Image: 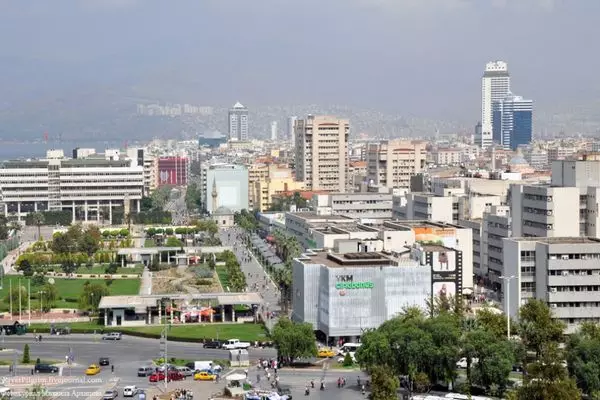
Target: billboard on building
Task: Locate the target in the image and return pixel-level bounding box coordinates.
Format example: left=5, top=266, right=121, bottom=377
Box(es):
left=413, top=227, right=457, bottom=248
left=157, top=157, right=188, bottom=186
left=415, top=246, right=462, bottom=300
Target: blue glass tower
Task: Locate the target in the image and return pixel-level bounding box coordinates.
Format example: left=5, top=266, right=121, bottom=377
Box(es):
left=492, top=93, right=533, bottom=150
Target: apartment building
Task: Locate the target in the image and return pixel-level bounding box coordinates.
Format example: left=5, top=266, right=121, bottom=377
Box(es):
left=503, top=237, right=600, bottom=333
left=311, top=192, right=393, bottom=221
left=347, top=161, right=367, bottom=192
left=294, top=115, right=349, bottom=193
left=249, top=164, right=304, bottom=211
left=366, top=140, right=427, bottom=189
left=433, top=148, right=463, bottom=166
left=551, top=159, right=600, bottom=188
left=0, top=149, right=143, bottom=223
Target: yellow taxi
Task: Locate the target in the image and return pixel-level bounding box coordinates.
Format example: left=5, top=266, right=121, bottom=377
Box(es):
left=318, top=348, right=335, bottom=358
left=194, top=371, right=217, bottom=381
left=85, top=364, right=101, bottom=375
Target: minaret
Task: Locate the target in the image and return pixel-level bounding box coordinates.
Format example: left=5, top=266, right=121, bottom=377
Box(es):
left=211, top=179, right=218, bottom=212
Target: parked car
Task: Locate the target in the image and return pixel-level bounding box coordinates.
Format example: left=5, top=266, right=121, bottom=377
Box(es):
left=102, top=332, right=122, bottom=341
left=103, top=389, right=118, bottom=400
left=137, top=366, right=154, bottom=377
left=85, top=364, right=101, bottom=375
left=193, top=371, right=217, bottom=381
left=149, top=371, right=184, bottom=382
left=175, top=367, right=194, bottom=377
left=202, top=341, right=223, bottom=349
left=318, top=348, right=335, bottom=358
left=123, top=386, right=138, bottom=397
left=34, top=364, right=59, bottom=373
left=99, top=357, right=110, bottom=366
left=222, top=339, right=251, bottom=350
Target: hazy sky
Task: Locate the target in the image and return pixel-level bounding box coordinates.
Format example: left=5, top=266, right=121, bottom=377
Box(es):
left=1, top=0, right=599, bottom=119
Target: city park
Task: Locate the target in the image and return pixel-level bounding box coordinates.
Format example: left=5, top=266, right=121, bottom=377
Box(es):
left=1, top=204, right=600, bottom=399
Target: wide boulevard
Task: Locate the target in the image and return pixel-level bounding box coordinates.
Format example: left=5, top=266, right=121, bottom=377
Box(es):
left=0, top=334, right=369, bottom=400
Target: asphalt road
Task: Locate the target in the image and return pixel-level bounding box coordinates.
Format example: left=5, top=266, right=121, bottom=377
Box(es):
left=0, top=334, right=279, bottom=398
left=0, top=334, right=368, bottom=400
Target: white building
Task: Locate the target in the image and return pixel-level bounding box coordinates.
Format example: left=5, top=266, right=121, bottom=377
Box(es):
left=292, top=250, right=431, bottom=340
left=270, top=121, right=278, bottom=141
left=366, top=140, right=427, bottom=189
left=503, top=237, right=600, bottom=333
left=228, top=102, right=249, bottom=141
left=287, top=116, right=298, bottom=143
left=0, top=150, right=143, bottom=223
left=201, top=163, right=249, bottom=214
left=479, top=61, right=510, bottom=148
left=311, top=192, right=393, bottom=221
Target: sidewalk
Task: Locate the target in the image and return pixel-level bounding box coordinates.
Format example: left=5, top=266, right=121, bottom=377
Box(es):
left=220, top=228, right=281, bottom=331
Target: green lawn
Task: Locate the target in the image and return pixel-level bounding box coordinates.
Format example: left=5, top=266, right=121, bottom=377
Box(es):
left=0, top=276, right=141, bottom=310
left=144, top=239, right=156, bottom=247
left=215, top=265, right=229, bottom=290
left=27, top=321, right=268, bottom=342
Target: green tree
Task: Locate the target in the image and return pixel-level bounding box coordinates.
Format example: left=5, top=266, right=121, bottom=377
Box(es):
left=566, top=322, right=600, bottom=396
left=79, top=282, right=110, bottom=312
left=22, top=343, right=31, bottom=363
left=272, top=318, right=317, bottom=362
left=475, top=306, right=510, bottom=338
left=518, top=299, right=565, bottom=360
left=20, top=260, right=33, bottom=277
left=24, top=383, right=50, bottom=400
left=78, top=228, right=100, bottom=256
left=512, top=343, right=581, bottom=399
left=342, top=352, right=354, bottom=367
left=4, top=284, right=28, bottom=306
left=0, top=215, right=9, bottom=240
left=208, top=258, right=216, bottom=270
left=165, top=237, right=183, bottom=247
left=42, top=283, right=58, bottom=308
left=370, top=365, right=399, bottom=400
left=60, top=260, right=77, bottom=275
left=31, top=212, right=45, bottom=240
left=105, top=263, right=118, bottom=275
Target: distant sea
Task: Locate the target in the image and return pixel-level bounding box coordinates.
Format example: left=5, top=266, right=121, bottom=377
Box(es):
left=0, top=140, right=123, bottom=161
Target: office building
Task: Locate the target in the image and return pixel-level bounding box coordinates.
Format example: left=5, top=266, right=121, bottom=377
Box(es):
left=0, top=149, right=143, bottom=223
left=551, top=158, right=600, bottom=188
left=157, top=157, right=189, bottom=186
left=292, top=250, right=431, bottom=340
left=366, top=140, right=427, bottom=189
left=283, top=215, right=474, bottom=290
left=295, top=115, right=349, bottom=193
left=492, top=94, right=533, bottom=150
left=202, top=164, right=249, bottom=213
left=270, top=121, right=278, bottom=141
left=199, top=131, right=228, bottom=148
left=503, top=237, right=600, bottom=333
left=311, top=192, right=393, bottom=221
left=288, top=116, right=298, bottom=143
left=228, top=102, right=249, bottom=141
left=479, top=61, right=511, bottom=148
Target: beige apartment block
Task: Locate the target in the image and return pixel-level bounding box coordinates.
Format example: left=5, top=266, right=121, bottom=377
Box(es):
left=295, top=115, right=349, bottom=193
left=249, top=164, right=304, bottom=211
left=367, top=140, right=427, bottom=189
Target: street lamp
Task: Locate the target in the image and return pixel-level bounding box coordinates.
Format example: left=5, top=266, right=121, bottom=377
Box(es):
left=500, top=275, right=517, bottom=339
left=90, top=293, right=95, bottom=315
left=39, top=291, right=45, bottom=315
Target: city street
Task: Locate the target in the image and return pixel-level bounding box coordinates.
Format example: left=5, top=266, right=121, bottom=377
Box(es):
left=0, top=334, right=367, bottom=400
left=220, top=228, right=282, bottom=328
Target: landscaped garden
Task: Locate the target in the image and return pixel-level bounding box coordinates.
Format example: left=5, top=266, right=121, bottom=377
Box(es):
left=27, top=321, right=268, bottom=342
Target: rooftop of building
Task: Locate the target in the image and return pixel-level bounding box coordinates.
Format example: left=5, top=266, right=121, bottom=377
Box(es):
left=288, top=212, right=353, bottom=221
left=300, top=250, right=398, bottom=268
left=510, top=237, right=600, bottom=244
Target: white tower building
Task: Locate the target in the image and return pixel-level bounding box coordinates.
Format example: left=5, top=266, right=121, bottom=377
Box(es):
left=480, top=61, right=510, bottom=148
left=228, top=102, right=249, bottom=141
left=288, top=116, right=298, bottom=143
left=270, top=121, right=278, bottom=141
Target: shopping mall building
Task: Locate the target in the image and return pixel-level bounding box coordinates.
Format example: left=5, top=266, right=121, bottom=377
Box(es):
left=291, top=244, right=463, bottom=342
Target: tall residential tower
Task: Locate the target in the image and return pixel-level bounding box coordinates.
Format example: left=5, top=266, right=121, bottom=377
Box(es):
left=479, top=61, right=510, bottom=148
left=295, top=115, right=349, bottom=193
left=228, top=102, right=249, bottom=141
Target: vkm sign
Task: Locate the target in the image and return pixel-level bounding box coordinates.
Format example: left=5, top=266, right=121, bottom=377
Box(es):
left=335, top=274, right=374, bottom=289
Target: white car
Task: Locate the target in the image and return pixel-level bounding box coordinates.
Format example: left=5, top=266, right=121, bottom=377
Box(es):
left=123, top=386, right=138, bottom=397
left=456, top=357, right=479, bottom=369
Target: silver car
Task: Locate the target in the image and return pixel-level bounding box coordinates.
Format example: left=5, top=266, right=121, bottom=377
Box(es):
left=103, top=390, right=118, bottom=400
left=102, top=332, right=122, bottom=340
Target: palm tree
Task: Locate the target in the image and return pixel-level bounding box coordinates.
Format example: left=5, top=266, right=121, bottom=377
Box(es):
left=31, top=212, right=45, bottom=240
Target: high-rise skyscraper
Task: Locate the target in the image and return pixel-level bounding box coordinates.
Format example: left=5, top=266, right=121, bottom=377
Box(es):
left=295, top=115, right=348, bottom=193
left=228, top=102, right=249, bottom=141
left=270, top=121, right=278, bottom=141
left=492, top=93, right=533, bottom=150
left=288, top=116, right=298, bottom=143
left=479, top=61, right=510, bottom=148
